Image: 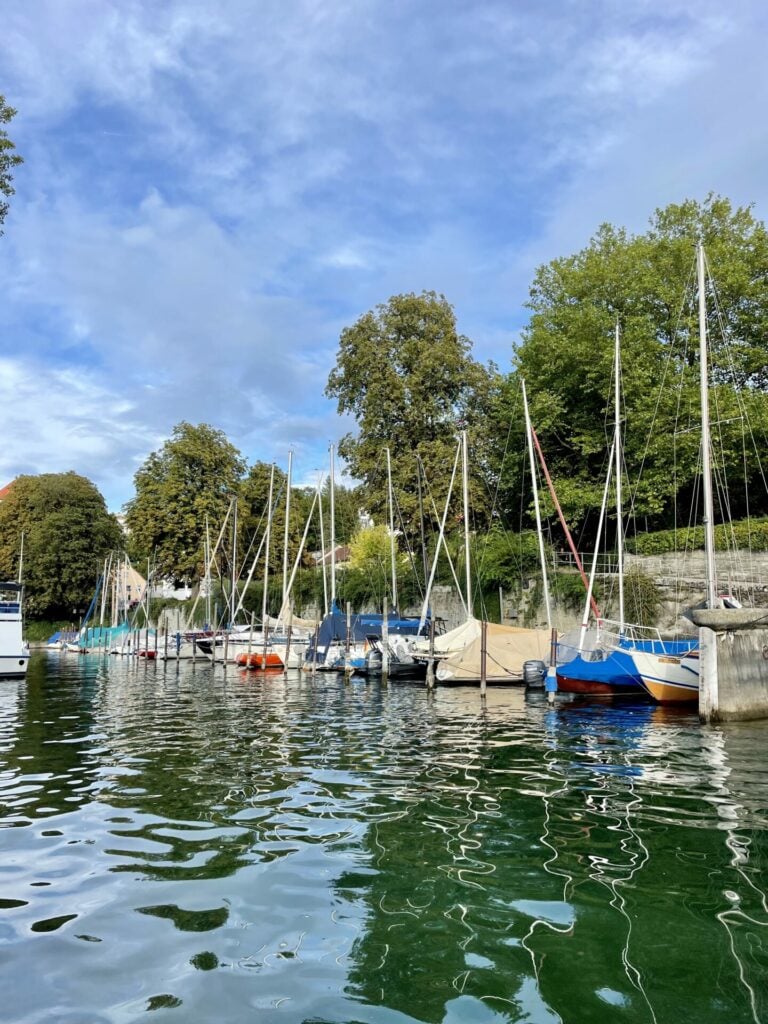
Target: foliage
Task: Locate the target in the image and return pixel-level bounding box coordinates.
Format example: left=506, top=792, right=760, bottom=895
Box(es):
left=0, top=473, right=123, bottom=620
left=476, top=528, right=550, bottom=589
left=623, top=569, right=662, bottom=626
left=25, top=619, right=75, bottom=642
left=124, top=422, right=246, bottom=583
left=499, top=194, right=768, bottom=541
left=0, top=96, right=22, bottom=234
left=326, top=291, right=499, bottom=546
left=627, top=517, right=768, bottom=555
left=550, top=571, right=601, bottom=614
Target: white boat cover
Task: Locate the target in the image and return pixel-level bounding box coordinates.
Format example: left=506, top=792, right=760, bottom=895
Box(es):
left=436, top=622, right=551, bottom=682
left=411, top=616, right=482, bottom=658
left=265, top=613, right=317, bottom=632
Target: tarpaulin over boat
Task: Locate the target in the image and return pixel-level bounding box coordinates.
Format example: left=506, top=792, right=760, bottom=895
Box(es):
left=411, top=616, right=482, bottom=658
left=306, top=603, right=429, bottom=663
left=265, top=613, right=317, bottom=632
left=436, top=622, right=550, bottom=683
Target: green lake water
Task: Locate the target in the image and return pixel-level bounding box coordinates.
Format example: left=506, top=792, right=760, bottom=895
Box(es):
left=1, top=654, right=767, bottom=1023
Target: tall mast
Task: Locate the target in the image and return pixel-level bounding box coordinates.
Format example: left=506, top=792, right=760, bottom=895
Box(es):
left=461, top=429, right=473, bottom=618
left=522, top=380, right=552, bottom=630
left=17, top=531, right=24, bottom=585
left=282, top=450, right=293, bottom=614
left=205, top=517, right=212, bottom=628
left=416, top=457, right=428, bottom=588
left=614, top=320, right=625, bottom=630
left=330, top=444, right=336, bottom=608
left=317, top=474, right=329, bottom=615
left=386, top=446, right=398, bottom=611
left=230, top=496, right=238, bottom=626
left=698, top=243, right=717, bottom=608
left=262, top=464, right=276, bottom=628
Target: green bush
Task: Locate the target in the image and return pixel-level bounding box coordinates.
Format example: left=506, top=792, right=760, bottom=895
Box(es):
left=628, top=517, right=768, bottom=555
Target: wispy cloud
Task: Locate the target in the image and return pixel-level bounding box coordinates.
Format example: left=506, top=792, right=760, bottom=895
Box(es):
left=0, top=0, right=765, bottom=507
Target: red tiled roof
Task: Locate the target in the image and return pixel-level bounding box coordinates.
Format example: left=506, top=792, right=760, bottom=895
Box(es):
left=0, top=481, right=14, bottom=501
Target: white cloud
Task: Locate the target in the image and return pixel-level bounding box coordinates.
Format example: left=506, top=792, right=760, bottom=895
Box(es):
left=0, top=0, right=766, bottom=509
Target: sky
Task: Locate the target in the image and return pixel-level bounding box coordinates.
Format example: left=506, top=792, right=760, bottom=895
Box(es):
left=1, top=0, right=767, bottom=510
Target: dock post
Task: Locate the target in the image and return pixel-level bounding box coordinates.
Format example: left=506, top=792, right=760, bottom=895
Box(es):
left=546, top=627, right=558, bottom=704
left=480, top=619, right=488, bottom=698
left=426, top=618, right=435, bottom=689
left=311, top=620, right=318, bottom=678
left=344, top=601, right=352, bottom=677
left=223, top=629, right=228, bottom=671
left=381, top=597, right=389, bottom=684
left=284, top=600, right=293, bottom=677
left=261, top=617, right=269, bottom=671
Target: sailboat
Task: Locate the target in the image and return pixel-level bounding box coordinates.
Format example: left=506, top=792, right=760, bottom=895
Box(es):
left=630, top=244, right=728, bottom=703
left=412, top=425, right=550, bottom=684
left=556, top=324, right=697, bottom=695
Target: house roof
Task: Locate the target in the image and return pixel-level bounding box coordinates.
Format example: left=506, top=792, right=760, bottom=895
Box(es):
left=0, top=481, right=14, bottom=501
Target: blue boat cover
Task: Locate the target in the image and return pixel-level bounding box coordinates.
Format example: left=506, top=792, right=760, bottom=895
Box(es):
left=307, top=604, right=429, bottom=664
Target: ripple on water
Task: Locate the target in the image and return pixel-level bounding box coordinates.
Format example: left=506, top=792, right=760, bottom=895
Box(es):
left=0, top=657, right=766, bottom=1024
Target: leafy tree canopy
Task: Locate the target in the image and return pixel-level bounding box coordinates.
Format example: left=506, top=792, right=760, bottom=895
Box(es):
left=0, top=96, right=23, bottom=234
left=500, top=194, right=768, bottom=540
left=326, top=290, right=498, bottom=548
left=124, top=422, right=246, bottom=583
left=0, top=473, right=123, bottom=620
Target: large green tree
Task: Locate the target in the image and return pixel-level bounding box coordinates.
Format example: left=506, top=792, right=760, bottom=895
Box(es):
left=0, top=96, right=23, bottom=234
left=0, top=473, right=123, bottom=620
left=503, top=194, right=768, bottom=541
left=124, top=422, right=246, bottom=583
left=326, top=291, right=498, bottom=549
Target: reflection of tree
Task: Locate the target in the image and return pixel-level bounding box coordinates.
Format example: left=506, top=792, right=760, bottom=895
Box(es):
left=337, top=709, right=564, bottom=1022
left=0, top=657, right=102, bottom=822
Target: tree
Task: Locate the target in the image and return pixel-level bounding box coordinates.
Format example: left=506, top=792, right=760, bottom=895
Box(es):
left=0, top=96, right=23, bottom=234
left=0, top=473, right=123, bottom=620
left=124, top=422, right=246, bottom=583
left=326, top=291, right=497, bottom=546
left=505, top=194, right=768, bottom=540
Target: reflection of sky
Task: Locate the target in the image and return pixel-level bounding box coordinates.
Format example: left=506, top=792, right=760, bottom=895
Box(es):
left=2, top=660, right=768, bottom=1021
left=2, top=3, right=768, bottom=506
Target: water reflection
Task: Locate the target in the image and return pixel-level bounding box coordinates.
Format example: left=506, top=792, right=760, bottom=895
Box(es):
left=0, top=655, right=766, bottom=1023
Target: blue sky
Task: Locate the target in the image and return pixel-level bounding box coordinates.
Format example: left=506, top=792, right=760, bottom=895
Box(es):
left=1, top=1, right=767, bottom=510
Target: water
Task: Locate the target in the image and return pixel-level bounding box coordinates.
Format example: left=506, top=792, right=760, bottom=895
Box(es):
left=1, top=655, right=767, bottom=1023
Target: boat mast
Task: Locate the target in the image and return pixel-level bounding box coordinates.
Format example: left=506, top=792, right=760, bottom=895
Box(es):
left=416, top=457, right=429, bottom=589
left=461, top=429, right=473, bottom=618
left=230, top=496, right=238, bottom=626
left=698, top=244, right=718, bottom=608
left=579, top=441, right=614, bottom=651
left=282, top=450, right=293, bottom=617
left=262, top=464, right=276, bottom=628
left=386, top=446, right=398, bottom=611
left=317, top=474, right=329, bottom=616
left=522, top=380, right=552, bottom=630
left=205, top=517, right=212, bottom=628
left=329, top=444, right=336, bottom=608
left=17, top=531, right=24, bottom=585
left=419, top=439, right=461, bottom=632
left=614, top=319, right=625, bottom=631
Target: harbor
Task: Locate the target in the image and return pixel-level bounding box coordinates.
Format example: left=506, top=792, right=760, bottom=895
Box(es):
left=1, top=652, right=766, bottom=1022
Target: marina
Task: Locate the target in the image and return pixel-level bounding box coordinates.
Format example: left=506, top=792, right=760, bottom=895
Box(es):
left=1, top=653, right=767, bottom=1022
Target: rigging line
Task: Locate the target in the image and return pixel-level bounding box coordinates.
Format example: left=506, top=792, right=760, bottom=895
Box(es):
left=392, top=481, right=425, bottom=605
left=419, top=456, right=466, bottom=593
left=475, top=388, right=518, bottom=577
left=626, top=259, right=698, bottom=516
left=705, top=250, right=768, bottom=502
